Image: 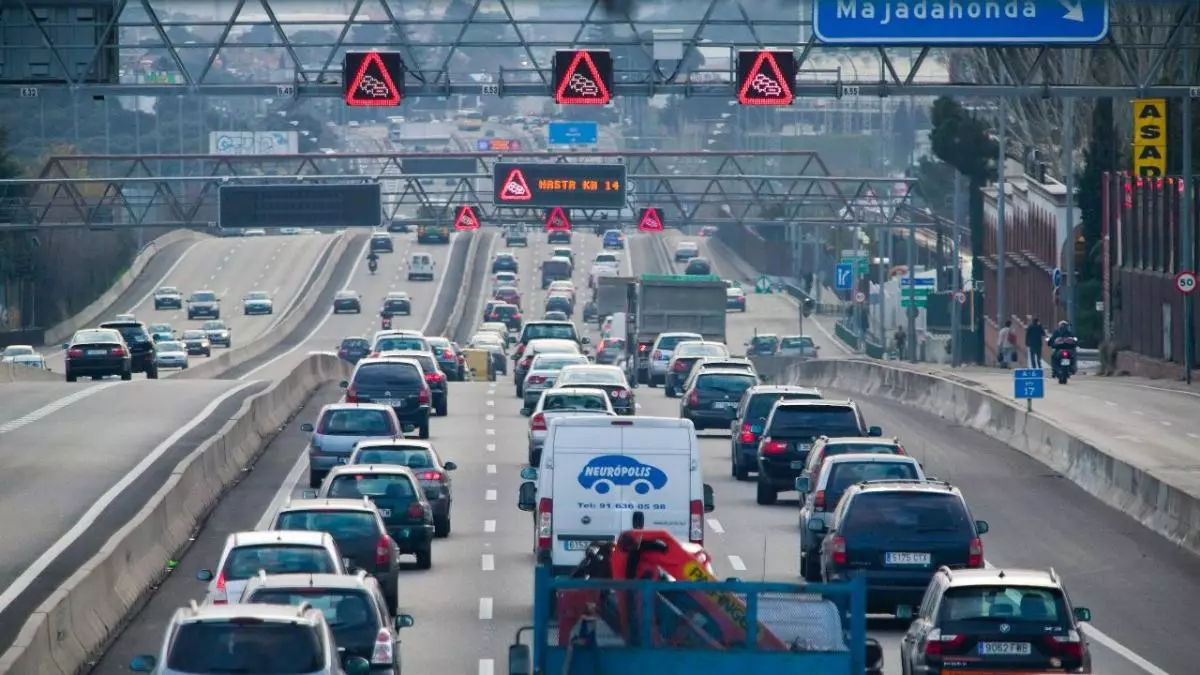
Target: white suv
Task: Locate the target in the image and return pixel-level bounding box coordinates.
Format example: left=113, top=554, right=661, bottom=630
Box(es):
left=195, top=530, right=347, bottom=605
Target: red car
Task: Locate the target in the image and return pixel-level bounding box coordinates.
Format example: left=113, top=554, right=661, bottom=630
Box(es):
left=493, top=285, right=521, bottom=308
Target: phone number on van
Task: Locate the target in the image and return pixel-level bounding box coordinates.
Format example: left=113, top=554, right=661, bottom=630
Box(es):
left=577, top=501, right=668, bottom=511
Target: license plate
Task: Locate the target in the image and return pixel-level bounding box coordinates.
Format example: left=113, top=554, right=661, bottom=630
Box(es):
left=885, top=552, right=932, bottom=566
left=713, top=401, right=737, bottom=409
left=563, top=540, right=591, bottom=551
left=86, top=349, right=107, bottom=356
left=977, top=642, right=1032, bottom=656
left=378, top=399, right=405, bottom=408
left=798, top=443, right=812, bottom=453
left=378, top=509, right=392, bottom=517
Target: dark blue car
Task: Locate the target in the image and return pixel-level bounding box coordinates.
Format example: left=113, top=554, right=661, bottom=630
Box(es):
left=602, top=230, right=625, bottom=250
left=577, top=455, right=668, bottom=495
left=337, top=337, right=371, bottom=364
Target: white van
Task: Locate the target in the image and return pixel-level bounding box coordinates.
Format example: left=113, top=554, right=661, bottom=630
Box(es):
left=407, top=252, right=435, bottom=281
left=517, top=416, right=714, bottom=574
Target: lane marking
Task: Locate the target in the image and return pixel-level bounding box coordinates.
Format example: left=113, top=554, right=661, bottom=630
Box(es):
left=0, top=383, right=119, bottom=435
left=1188, top=432, right=1200, bottom=440
left=706, top=518, right=724, bottom=534
left=1133, top=410, right=1145, bottom=416
left=485, top=489, right=497, bottom=501
left=486, top=443, right=496, bottom=452
left=479, top=597, right=493, bottom=620
left=1113, top=435, right=1143, bottom=442
left=126, top=241, right=200, bottom=312
left=1159, top=420, right=1172, bottom=427
left=0, top=379, right=265, bottom=614
left=484, top=519, right=496, bottom=533
left=479, top=659, right=494, bottom=675
left=487, top=464, right=497, bottom=474
left=727, top=555, right=747, bottom=572
left=486, top=428, right=495, bottom=436
left=485, top=414, right=495, bottom=421
left=1104, top=400, right=1117, bottom=407
left=481, top=554, right=495, bottom=571
left=486, top=400, right=495, bottom=407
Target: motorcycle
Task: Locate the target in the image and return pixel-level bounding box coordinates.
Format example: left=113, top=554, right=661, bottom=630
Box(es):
left=368, top=259, right=378, bottom=275
left=380, top=314, right=392, bottom=330
left=1048, top=335, right=1078, bottom=384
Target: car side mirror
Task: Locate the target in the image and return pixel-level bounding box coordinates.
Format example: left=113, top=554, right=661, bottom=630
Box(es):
left=395, top=613, right=415, bottom=629
left=975, top=520, right=989, bottom=535
left=129, top=655, right=157, bottom=672
left=702, top=484, right=715, bottom=513
left=794, top=476, right=810, bottom=492
left=517, top=481, right=537, bottom=511
left=806, top=519, right=826, bottom=533
left=300, top=422, right=314, bottom=432
left=758, top=374, right=768, bottom=383
left=1073, top=606, right=1092, bottom=622
left=508, top=643, right=531, bottom=675
left=868, top=426, right=883, bottom=437
left=342, top=557, right=354, bottom=570
left=344, top=656, right=371, bottom=675
left=61, top=343, right=69, bottom=350
left=339, top=380, right=349, bottom=388
left=301, top=489, right=318, bottom=499
left=196, top=569, right=214, bottom=582
left=520, top=466, right=538, bottom=480
left=444, top=461, right=457, bottom=471
left=520, top=407, right=531, bottom=417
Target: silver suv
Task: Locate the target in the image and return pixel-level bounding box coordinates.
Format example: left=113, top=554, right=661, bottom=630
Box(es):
left=128, top=601, right=371, bottom=674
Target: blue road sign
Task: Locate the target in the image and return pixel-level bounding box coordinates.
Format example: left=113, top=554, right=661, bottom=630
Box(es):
left=1013, top=368, right=1045, bottom=400
left=899, top=277, right=935, bottom=287
left=835, top=263, right=854, bottom=290
left=548, top=121, right=599, bottom=145
left=812, top=0, right=1111, bottom=45
left=476, top=138, right=490, bottom=151
left=1052, top=267, right=1063, bottom=288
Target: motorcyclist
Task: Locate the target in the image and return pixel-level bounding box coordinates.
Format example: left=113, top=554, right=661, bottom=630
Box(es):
left=1047, top=321, right=1077, bottom=374
left=367, top=251, right=379, bottom=274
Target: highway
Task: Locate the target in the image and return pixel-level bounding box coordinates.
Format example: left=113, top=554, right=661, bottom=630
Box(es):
left=82, top=226, right=1196, bottom=675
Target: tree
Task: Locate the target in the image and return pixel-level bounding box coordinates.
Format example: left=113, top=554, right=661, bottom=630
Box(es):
left=929, top=96, right=997, bottom=363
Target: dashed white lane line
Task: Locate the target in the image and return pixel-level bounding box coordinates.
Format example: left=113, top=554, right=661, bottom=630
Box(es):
left=1134, top=410, right=1145, bottom=416
left=486, top=400, right=495, bottom=407
left=486, top=443, right=496, bottom=452
left=706, top=518, right=724, bottom=534
left=1104, top=400, right=1117, bottom=407
left=1188, top=432, right=1200, bottom=440
left=486, top=428, right=496, bottom=436
left=479, top=597, right=493, bottom=620
left=727, top=555, right=747, bottom=572
left=481, top=554, right=495, bottom=571
left=486, top=414, right=495, bottom=421
left=487, top=464, right=497, bottom=474
left=1113, top=435, right=1143, bottom=442
left=485, top=489, right=497, bottom=501
left=479, top=659, right=495, bottom=675
left=484, top=519, right=496, bottom=533
left=1160, top=420, right=1172, bottom=427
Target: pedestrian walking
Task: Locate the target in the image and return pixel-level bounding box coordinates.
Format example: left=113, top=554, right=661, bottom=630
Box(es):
left=1025, top=317, right=1045, bottom=369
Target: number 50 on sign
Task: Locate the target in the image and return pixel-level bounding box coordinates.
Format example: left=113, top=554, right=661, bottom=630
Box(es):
left=1176, top=271, right=1197, bottom=295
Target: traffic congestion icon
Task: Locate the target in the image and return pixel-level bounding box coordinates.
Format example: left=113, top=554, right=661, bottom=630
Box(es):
left=553, top=50, right=613, bottom=105
left=343, top=51, right=403, bottom=106
left=498, top=168, right=532, bottom=202
left=453, top=205, right=480, bottom=231
left=544, top=206, right=571, bottom=232
left=736, top=50, right=795, bottom=106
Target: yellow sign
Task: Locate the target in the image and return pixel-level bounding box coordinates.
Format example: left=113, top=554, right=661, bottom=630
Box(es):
left=1132, top=98, right=1168, bottom=177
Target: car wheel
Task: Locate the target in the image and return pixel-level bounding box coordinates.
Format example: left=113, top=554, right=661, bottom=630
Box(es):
left=801, top=550, right=822, bottom=582
left=756, top=480, right=778, bottom=506
left=415, top=545, right=432, bottom=570
left=146, top=366, right=159, bottom=380
left=733, top=455, right=750, bottom=481
left=308, top=472, right=323, bottom=489
left=435, top=398, right=447, bottom=417
left=182, top=363, right=188, bottom=370
left=384, top=580, right=399, bottom=615
left=515, top=384, right=524, bottom=397
left=665, top=384, right=676, bottom=398
left=434, top=516, right=451, bottom=538
left=417, top=419, right=430, bottom=440
left=205, top=350, right=211, bottom=357
left=65, top=373, right=76, bottom=383
left=120, top=370, right=132, bottom=381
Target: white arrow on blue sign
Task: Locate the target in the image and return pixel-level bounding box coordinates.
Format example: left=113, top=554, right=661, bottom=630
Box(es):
left=835, top=263, right=854, bottom=290
left=899, top=277, right=935, bottom=287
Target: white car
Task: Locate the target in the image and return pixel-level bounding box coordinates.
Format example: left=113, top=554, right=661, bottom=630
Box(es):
left=407, top=252, right=436, bottom=281
left=521, top=352, right=590, bottom=412
left=0, top=345, right=36, bottom=363
left=493, top=271, right=519, bottom=290
left=646, top=331, right=703, bottom=387
left=778, top=335, right=819, bottom=358
left=195, top=530, right=346, bottom=604
left=674, top=241, right=700, bottom=261
left=526, top=386, right=615, bottom=465
left=154, top=340, right=189, bottom=370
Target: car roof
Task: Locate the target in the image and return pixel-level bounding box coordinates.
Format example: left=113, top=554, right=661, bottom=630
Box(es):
left=749, top=384, right=822, bottom=395
left=560, top=364, right=623, bottom=375
left=696, top=368, right=756, bottom=377
left=356, top=357, right=422, bottom=370
left=98, top=320, right=144, bottom=328
left=775, top=398, right=855, bottom=408
left=243, top=572, right=377, bottom=592
left=822, top=436, right=899, bottom=446
left=355, top=438, right=434, bottom=451
left=823, top=452, right=917, bottom=466
left=937, top=567, right=1062, bottom=589
left=278, top=498, right=378, bottom=514
left=543, top=386, right=609, bottom=398
left=850, top=479, right=961, bottom=496
left=658, top=331, right=702, bottom=338
left=320, top=402, right=394, bottom=413
left=176, top=601, right=326, bottom=624
left=327, top=464, right=419, bottom=478
left=229, top=530, right=333, bottom=547
left=548, top=256, right=571, bottom=263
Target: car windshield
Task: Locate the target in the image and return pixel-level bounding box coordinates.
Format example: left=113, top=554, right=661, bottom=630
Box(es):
left=2, top=346, right=34, bottom=357
left=560, top=369, right=624, bottom=385
left=354, top=363, right=422, bottom=387
left=827, top=462, right=918, bottom=494
left=841, top=492, right=974, bottom=536
left=318, top=408, right=393, bottom=435
left=824, top=442, right=901, bottom=458
left=769, top=406, right=860, bottom=435
left=543, top=394, right=609, bottom=411
left=182, top=331, right=206, bottom=340
left=677, top=343, right=728, bottom=358
left=375, top=336, right=426, bottom=352
left=427, top=339, right=451, bottom=351
left=327, top=474, right=416, bottom=499
left=247, top=589, right=379, bottom=640
left=781, top=336, right=815, bottom=349
left=746, top=393, right=823, bottom=420
left=677, top=243, right=697, bottom=251
left=336, top=292, right=357, bottom=300
left=202, top=321, right=226, bottom=330
left=166, top=621, right=324, bottom=673
left=656, top=335, right=701, bottom=350
left=274, top=510, right=379, bottom=539
left=107, top=325, right=149, bottom=344
left=158, top=287, right=179, bottom=294
left=938, top=586, right=1069, bottom=625
left=532, top=356, right=587, bottom=371
left=73, top=330, right=118, bottom=344
left=352, top=448, right=436, bottom=469
left=190, top=292, right=216, bottom=302
left=596, top=254, right=617, bottom=263
left=149, top=323, right=171, bottom=332
left=341, top=338, right=369, bottom=349
left=697, top=373, right=756, bottom=393
left=156, top=341, right=185, bottom=352
left=222, top=545, right=336, bottom=581
left=382, top=353, right=435, bottom=372
left=246, top=292, right=269, bottom=300
left=525, top=324, right=576, bottom=341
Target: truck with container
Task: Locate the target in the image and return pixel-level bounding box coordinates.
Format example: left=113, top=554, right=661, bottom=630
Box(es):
left=593, top=276, right=635, bottom=327
left=630, top=274, right=727, bottom=385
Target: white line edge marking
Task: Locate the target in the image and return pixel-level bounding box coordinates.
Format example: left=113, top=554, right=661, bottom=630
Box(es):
left=126, top=239, right=201, bottom=313
left=478, top=597, right=493, bottom=620
left=481, top=554, right=495, bottom=571
left=0, top=379, right=265, bottom=613
left=727, top=555, right=747, bottom=572
left=0, top=383, right=118, bottom=434
left=706, top=518, right=724, bottom=535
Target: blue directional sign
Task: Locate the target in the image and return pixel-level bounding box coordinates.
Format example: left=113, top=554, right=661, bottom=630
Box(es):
left=835, top=263, right=854, bottom=290
left=899, top=277, right=935, bottom=287
left=1013, top=368, right=1045, bottom=400
left=548, top=121, right=599, bottom=145
left=1052, top=268, right=1063, bottom=288
left=812, top=0, right=1111, bottom=45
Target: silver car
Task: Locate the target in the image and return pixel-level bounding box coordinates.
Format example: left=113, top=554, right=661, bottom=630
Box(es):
left=154, top=340, right=189, bottom=370
left=242, top=290, right=274, bottom=315
left=520, top=353, right=589, bottom=412
left=201, top=319, right=232, bottom=347
left=301, top=402, right=402, bottom=488
left=778, top=334, right=820, bottom=358
left=526, top=386, right=615, bottom=466
left=194, top=530, right=346, bottom=605
left=647, top=331, right=703, bottom=387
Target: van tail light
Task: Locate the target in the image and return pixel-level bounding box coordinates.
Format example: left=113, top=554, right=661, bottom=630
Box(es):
left=760, top=438, right=787, bottom=455
left=531, top=413, right=547, bottom=431
left=686, top=390, right=699, bottom=407
left=637, top=344, right=649, bottom=353
left=371, top=628, right=395, bottom=665
left=406, top=502, right=424, bottom=519
left=812, top=490, right=826, bottom=510
left=1041, top=630, right=1084, bottom=659
left=739, top=424, right=757, bottom=444
left=829, top=535, right=847, bottom=565
left=212, top=571, right=228, bottom=604
left=688, top=500, right=704, bottom=544
left=110, top=346, right=127, bottom=357
left=417, top=387, right=431, bottom=405
left=527, top=375, right=546, bottom=385
left=672, top=360, right=687, bottom=372
left=967, top=537, right=984, bottom=568
left=67, top=347, right=84, bottom=358
left=425, top=372, right=445, bottom=384
left=375, top=536, right=390, bottom=566
left=922, top=628, right=965, bottom=658
left=345, top=385, right=359, bottom=403
left=536, top=498, right=553, bottom=550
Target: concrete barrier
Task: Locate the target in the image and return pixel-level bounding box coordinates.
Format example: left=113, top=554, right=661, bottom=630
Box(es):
left=0, top=352, right=352, bottom=675
left=781, top=358, right=1200, bottom=556
left=0, top=363, right=59, bottom=383
left=174, top=232, right=354, bottom=381
left=43, top=230, right=207, bottom=346
left=447, top=230, right=495, bottom=342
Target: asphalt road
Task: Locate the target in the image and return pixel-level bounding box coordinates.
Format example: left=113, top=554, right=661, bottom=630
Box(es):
left=84, top=228, right=1195, bottom=675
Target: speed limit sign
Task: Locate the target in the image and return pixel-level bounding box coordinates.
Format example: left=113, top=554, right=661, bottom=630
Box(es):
left=854, top=291, right=867, bottom=303
left=1176, top=271, right=1198, bottom=295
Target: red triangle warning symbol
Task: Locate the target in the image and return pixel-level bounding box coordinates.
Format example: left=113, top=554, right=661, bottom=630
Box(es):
left=555, top=51, right=611, bottom=105
left=637, top=208, right=664, bottom=233
left=737, top=51, right=794, bottom=106
left=345, top=52, right=403, bottom=106
left=453, top=205, right=479, bottom=231
left=498, top=168, right=532, bottom=202
left=544, top=206, right=571, bottom=232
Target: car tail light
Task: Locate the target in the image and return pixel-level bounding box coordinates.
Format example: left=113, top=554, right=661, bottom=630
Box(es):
left=531, top=413, right=547, bottom=431
left=894, top=444, right=906, bottom=455
left=517, top=344, right=526, bottom=356
left=418, top=387, right=431, bottom=405
left=67, top=347, right=84, bottom=357
left=527, top=375, right=546, bottom=385
left=968, top=537, right=984, bottom=567
left=739, top=424, right=757, bottom=444
left=922, top=628, right=965, bottom=657
left=375, top=536, right=390, bottom=566
left=371, top=627, right=394, bottom=665
left=689, top=499, right=704, bottom=544
left=212, top=571, right=228, bottom=604
left=812, top=490, right=826, bottom=510
left=638, top=344, right=649, bottom=353
left=109, top=346, right=127, bottom=356
left=615, top=389, right=628, bottom=399
left=442, top=349, right=454, bottom=360
left=520, top=356, right=533, bottom=369
left=425, top=372, right=445, bottom=384
left=344, top=386, right=359, bottom=403
left=512, top=313, right=522, bottom=321
left=1041, top=630, right=1084, bottom=659
left=686, top=390, right=699, bottom=407
left=829, top=535, right=847, bottom=565
left=536, top=498, right=553, bottom=550
left=417, top=470, right=444, bottom=481
left=406, top=502, right=424, bottom=519
left=1060, top=350, right=1071, bottom=359
left=672, top=360, right=687, bottom=372
left=760, top=438, right=787, bottom=455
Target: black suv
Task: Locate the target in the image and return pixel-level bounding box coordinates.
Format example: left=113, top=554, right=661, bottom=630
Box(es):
left=97, top=321, right=159, bottom=378
left=679, top=369, right=758, bottom=432
left=318, top=465, right=436, bottom=569
left=755, top=399, right=879, bottom=505
left=811, top=479, right=989, bottom=616
left=900, top=567, right=1092, bottom=675
left=730, top=385, right=823, bottom=481
left=492, top=252, right=519, bottom=273
left=342, top=358, right=432, bottom=439
left=370, top=233, right=394, bottom=253
left=547, top=229, right=571, bottom=245
left=505, top=227, right=528, bottom=247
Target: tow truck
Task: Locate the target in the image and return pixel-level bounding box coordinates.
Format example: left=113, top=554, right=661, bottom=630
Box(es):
left=506, top=528, right=883, bottom=675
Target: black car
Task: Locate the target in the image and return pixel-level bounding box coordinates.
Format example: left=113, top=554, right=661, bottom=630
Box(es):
left=426, top=337, right=465, bottom=381
left=541, top=259, right=572, bottom=289
left=755, top=399, right=880, bottom=505
left=333, top=290, right=362, bottom=314
left=321, top=466, right=435, bottom=569
left=387, top=220, right=411, bottom=233
left=812, top=480, right=988, bottom=616
left=492, top=253, right=519, bottom=274
left=186, top=290, right=220, bottom=320
left=343, top=358, right=432, bottom=439
left=63, top=328, right=133, bottom=382
left=505, top=228, right=528, bottom=247
left=381, top=292, right=412, bottom=317
left=97, top=321, right=159, bottom=378
left=370, top=233, right=394, bottom=253
left=685, top=257, right=712, bottom=275
left=381, top=351, right=449, bottom=417
left=180, top=329, right=211, bottom=356
left=488, top=303, right=523, bottom=332
left=337, top=337, right=371, bottom=364
left=679, top=369, right=758, bottom=431
left=547, top=230, right=571, bottom=245
left=349, top=440, right=457, bottom=538
left=544, top=295, right=573, bottom=317
left=730, top=385, right=824, bottom=481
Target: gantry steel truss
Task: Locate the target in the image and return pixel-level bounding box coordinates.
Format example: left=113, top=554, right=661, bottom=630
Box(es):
left=0, top=150, right=922, bottom=229
left=1, top=0, right=1195, bottom=99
